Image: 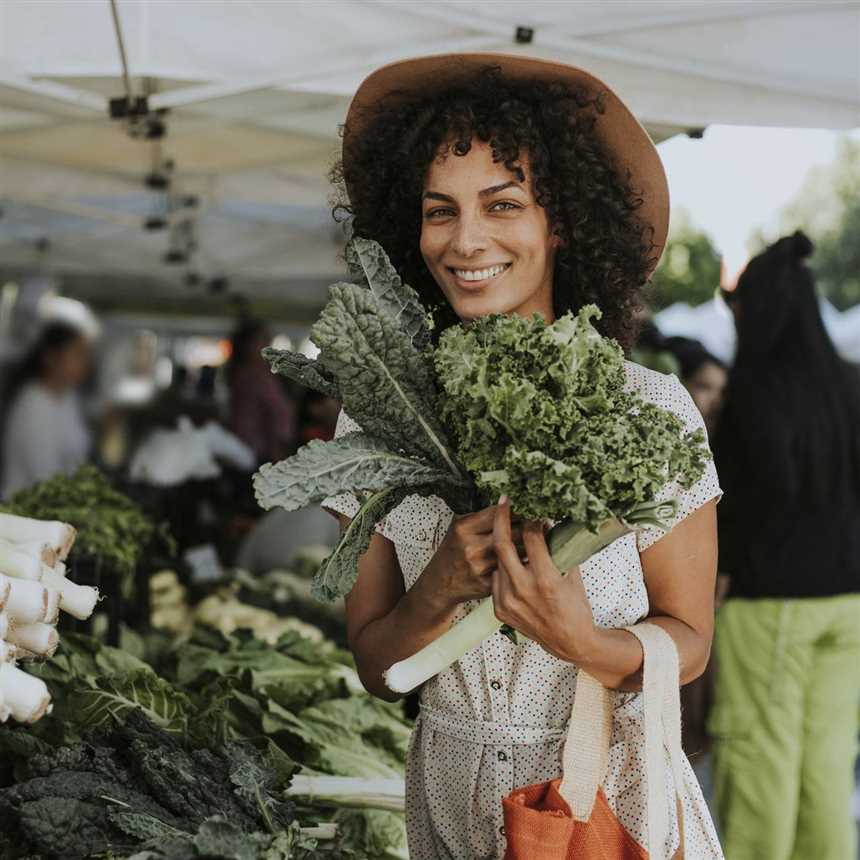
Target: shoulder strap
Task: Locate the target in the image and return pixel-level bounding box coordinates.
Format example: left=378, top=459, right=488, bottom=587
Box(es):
left=556, top=622, right=687, bottom=859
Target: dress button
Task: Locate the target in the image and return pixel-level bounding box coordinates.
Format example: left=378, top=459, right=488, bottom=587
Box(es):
left=418, top=529, right=428, bottom=540
left=490, top=680, right=502, bottom=691
left=499, top=825, right=506, bottom=836
left=497, top=750, right=508, bottom=762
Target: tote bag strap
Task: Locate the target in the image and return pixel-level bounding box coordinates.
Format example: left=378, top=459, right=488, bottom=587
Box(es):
left=557, top=622, right=687, bottom=858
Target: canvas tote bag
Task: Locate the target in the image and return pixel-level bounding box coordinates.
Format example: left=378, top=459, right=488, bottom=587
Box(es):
left=502, top=623, right=689, bottom=860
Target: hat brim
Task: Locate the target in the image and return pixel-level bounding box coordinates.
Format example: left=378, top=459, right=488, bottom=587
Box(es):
left=344, top=53, right=669, bottom=274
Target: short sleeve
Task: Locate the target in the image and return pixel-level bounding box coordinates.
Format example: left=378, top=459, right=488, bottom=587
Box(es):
left=635, top=375, right=722, bottom=553
left=320, top=409, right=401, bottom=543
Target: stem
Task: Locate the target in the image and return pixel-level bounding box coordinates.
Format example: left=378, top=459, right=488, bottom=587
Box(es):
left=384, top=515, right=632, bottom=693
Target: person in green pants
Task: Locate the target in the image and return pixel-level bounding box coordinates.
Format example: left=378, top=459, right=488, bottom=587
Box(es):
left=710, top=231, right=860, bottom=860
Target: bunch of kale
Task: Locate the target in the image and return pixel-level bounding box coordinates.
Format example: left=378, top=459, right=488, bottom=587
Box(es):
left=253, top=238, right=710, bottom=605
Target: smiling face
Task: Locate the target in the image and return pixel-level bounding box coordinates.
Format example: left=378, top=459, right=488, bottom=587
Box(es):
left=419, top=140, right=559, bottom=323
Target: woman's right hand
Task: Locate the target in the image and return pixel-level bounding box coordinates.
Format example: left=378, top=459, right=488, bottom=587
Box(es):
left=422, top=503, right=523, bottom=608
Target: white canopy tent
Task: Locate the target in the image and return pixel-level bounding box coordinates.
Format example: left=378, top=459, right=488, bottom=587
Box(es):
left=0, top=0, right=858, bottom=318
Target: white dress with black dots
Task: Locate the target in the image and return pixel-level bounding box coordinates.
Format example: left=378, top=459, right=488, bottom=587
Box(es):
left=323, top=362, right=725, bottom=860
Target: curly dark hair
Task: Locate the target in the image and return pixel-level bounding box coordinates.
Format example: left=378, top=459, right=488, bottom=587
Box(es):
left=329, top=66, right=656, bottom=349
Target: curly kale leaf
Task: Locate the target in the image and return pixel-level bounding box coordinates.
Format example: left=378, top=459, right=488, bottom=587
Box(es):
left=436, top=306, right=711, bottom=530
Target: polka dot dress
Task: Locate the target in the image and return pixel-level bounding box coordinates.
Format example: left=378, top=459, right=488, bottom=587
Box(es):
left=323, top=362, right=725, bottom=860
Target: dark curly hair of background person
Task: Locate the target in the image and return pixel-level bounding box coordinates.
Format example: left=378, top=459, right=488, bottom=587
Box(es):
left=329, top=66, right=657, bottom=350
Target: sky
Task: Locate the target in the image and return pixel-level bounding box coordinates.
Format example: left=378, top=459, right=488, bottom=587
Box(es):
left=657, top=124, right=860, bottom=280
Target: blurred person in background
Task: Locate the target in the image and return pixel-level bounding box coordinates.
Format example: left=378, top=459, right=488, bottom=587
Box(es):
left=297, top=389, right=340, bottom=445
left=235, top=387, right=341, bottom=575
left=710, top=231, right=860, bottom=860
left=663, top=336, right=728, bottom=437
left=1, top=321, right=94, bottom=498
left=227, top=320, right=296, bottom=465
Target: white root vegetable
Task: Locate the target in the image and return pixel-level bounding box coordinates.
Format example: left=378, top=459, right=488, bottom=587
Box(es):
left=44, top=588, right=61, bottom=625
left=0, top=641, right=16, bottom=663
left=13, top=539, right=58, bottom=567
left=0, top=540, right=42, bottom=581
left=41, top=568, right=99, bottom=620
left=0, top=663, right=51, bottom=722
left=0, top=612, right=8, bottom=640
left=7, top=622, right=59, bottom=657
left=0, top=514, right=76, bottom=560
left=0, top=575, right=10, bottom=610
left=3, top=578, right=51, bottom=624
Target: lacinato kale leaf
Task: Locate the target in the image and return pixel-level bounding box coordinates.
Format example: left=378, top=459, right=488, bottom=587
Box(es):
left=345, top=236, right=431, bottom=351
left=0, top=711, right=296, bottom=860
left=262, top=348, right=340, bottom=399
left=310, top=283, right=459, bottom=476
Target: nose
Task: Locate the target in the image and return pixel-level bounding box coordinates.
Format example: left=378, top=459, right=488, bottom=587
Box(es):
left=450, top=210, right=488, bottom=258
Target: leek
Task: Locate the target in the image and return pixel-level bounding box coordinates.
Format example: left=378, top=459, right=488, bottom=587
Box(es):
left=385, top=502, right=675, bottom=694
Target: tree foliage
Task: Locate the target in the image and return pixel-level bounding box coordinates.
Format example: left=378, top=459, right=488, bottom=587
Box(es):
left=646, top=210, right=722, bottom=311
left=768, top=138, right=860, bottom=310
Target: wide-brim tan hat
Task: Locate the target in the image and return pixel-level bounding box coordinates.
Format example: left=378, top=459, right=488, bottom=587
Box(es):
left=344, top=53, right=670, bottom=273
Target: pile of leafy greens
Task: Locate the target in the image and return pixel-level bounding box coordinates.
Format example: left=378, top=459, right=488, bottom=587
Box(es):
left=2, top=465, right=169, bottom=575
left=253, top=237, right=710, bottom=605
left=0, top=627, right=410, bottom=859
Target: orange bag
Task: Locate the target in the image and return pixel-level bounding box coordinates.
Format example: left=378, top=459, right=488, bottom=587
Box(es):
left=502, top=624, right=688, bottom=860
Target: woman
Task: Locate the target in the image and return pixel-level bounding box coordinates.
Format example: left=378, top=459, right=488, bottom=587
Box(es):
left=1, top=321, right=93, bottom=498
left=227, top=319, right=296, bottom=465
left=710, top=232, right=860, bottom=860
left=324, top=55, right=723, bottom=859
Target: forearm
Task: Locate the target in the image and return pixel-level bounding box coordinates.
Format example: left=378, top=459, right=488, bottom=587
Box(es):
left=350, top=573, right=459, bottom=702
left=568, top=615, right=711, bottom=692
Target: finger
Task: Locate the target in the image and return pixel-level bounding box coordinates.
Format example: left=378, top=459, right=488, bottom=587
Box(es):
left=457, top=503, right=505, bottom=535
left=522, top=521, right=555, bottom=571
left=491, top=568, right=509, bottom=621
left=493, top=497, right=526, bottom=577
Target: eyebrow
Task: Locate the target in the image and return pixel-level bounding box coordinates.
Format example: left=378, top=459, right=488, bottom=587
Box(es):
left=422, top=181, right=522, bottom=203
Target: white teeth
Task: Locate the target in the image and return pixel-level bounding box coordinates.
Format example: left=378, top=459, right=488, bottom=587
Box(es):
left=453, top=264, right=508, bottom=282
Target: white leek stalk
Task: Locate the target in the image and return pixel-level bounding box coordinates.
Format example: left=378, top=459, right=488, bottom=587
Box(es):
left=7, top=622, right=59, bottom=657
left=0, top=575, right=9, bottom=610
left=41, top=568, right=99, bottom=620
left=3, top=578, right=51, bottom=624
left=0, top=663, right=51, bottom=722
left=0, top=514, right=75, bottom=560
left=384, top=516, right=632, bottom=693
left=300, top=824, right=338, bottom=841
left=44, top=588, right=61, bottom=624
left=286, top=775, right=406, bottom=812
left=0, top=641, right=16, bottom=663
left=13, top=539, right=58, bottom=567
left=0, top=540, right=43, bottom=581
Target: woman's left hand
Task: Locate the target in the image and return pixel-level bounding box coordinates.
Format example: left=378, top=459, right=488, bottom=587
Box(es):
left=491, top=497, right=597, bottom=663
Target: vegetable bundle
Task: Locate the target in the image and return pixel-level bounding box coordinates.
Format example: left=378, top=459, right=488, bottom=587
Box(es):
left=254, top=238, right=710, bottom=692
left=0, top=512, right=98, bottom=723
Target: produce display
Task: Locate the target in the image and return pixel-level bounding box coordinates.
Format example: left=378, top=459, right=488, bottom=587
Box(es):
left=252, top=238, right=710, bottom=691
left=0, top=624, right=410, bottom=859
left=0, top=512, right=98, bottom=724
left=1, top=465, right=168, bottom=577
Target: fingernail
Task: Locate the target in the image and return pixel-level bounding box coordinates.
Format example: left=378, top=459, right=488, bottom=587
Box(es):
left=498, top=495, right=508, bottom=506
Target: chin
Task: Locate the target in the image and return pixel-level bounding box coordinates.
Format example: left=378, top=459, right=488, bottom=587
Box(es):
left=449, top=293, right=523, bottom=322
